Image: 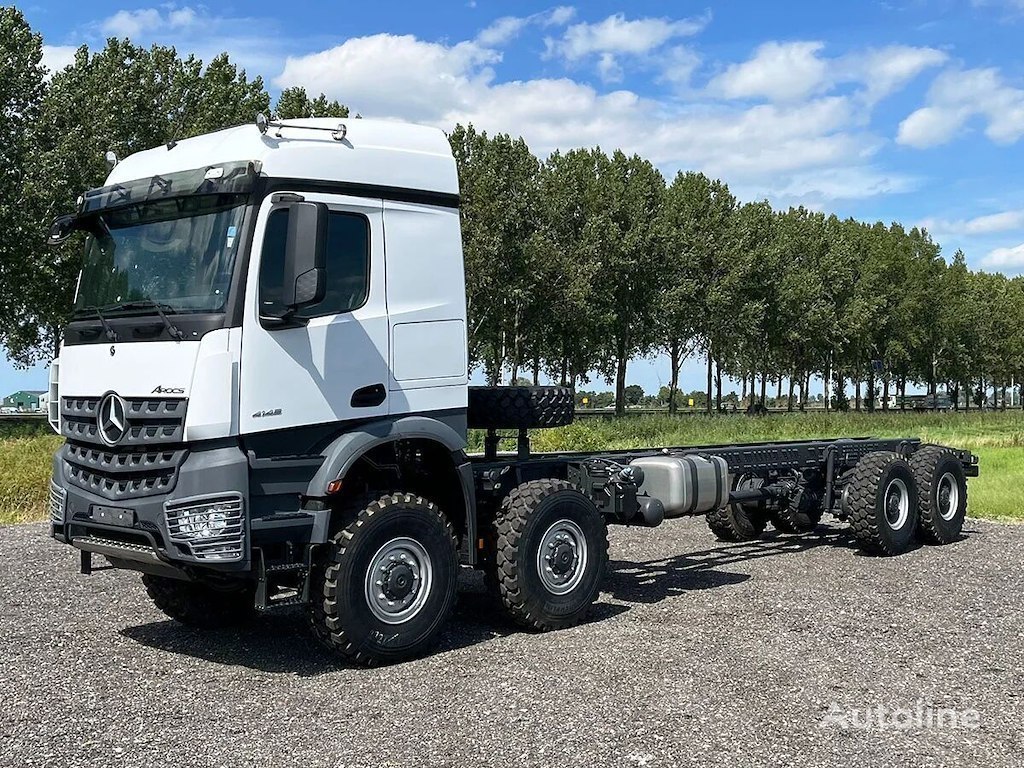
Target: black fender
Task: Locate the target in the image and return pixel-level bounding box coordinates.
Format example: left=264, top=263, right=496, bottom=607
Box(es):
left=306, top=416, right=477, bottom=562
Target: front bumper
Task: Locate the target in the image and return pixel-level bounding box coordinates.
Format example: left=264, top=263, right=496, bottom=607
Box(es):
left=51, top=444, right=252, bottom=575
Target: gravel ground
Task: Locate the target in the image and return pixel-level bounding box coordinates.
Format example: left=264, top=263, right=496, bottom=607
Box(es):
left=1, top=518, right=1022, bottom=768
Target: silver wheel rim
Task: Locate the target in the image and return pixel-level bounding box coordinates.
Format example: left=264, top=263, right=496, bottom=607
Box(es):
left=536, top=519, right=588, bottom=595
left=937, top=472, right=960, bottom=521
left=364, top=537, right=433, bottom=625
left=884, top=477, right=910, bottom=531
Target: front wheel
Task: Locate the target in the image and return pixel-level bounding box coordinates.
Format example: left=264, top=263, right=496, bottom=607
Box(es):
left=142, top=574, right=255, bottom=628
left=493, top=479, right=608, bottom=630
left=309, top=492, right=458, bottom=666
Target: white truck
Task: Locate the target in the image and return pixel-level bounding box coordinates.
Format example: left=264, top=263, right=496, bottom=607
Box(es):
left=46, top=117, right=978, bottom=665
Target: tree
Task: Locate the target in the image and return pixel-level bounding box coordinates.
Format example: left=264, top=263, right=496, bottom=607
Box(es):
left=623, top=384, right=644, bottom=406
left=449, top=124, right=543, bottom=384
left=0, top=8, right=47, bottom=364
left=274, top=86, right=349, bottom=119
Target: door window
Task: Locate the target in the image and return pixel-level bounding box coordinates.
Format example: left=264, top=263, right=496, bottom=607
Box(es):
left=259, top=208, right=370, bottom=318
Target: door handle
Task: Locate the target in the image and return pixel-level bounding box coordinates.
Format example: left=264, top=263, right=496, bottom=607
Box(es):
left=351, top=383, right=386, bottom=408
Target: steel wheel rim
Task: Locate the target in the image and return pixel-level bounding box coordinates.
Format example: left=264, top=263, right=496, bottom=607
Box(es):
left=937, top=472, right=959, bottom=521
left=884, top=477, right=910, bottom=531
left=536, top=519, right=588, bottom=595
left=364, top=537, right=433, bottom=625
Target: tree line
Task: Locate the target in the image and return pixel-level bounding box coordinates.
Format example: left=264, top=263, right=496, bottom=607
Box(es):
left=453, top=125, right=1024, bottom=415
left=2, top=8, right=1022, bottom=416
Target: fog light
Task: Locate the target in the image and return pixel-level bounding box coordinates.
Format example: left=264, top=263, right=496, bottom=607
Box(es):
left=165, top=495, right=244, bottom=561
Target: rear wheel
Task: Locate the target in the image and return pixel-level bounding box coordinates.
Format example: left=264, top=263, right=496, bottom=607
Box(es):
left=142, top=575, right=255, bottom=629
left=309, top=492, right=458, bottom=665
left=493, top=479, right=608, bottom=630
left=706, top=474, right=768, bottom=541
left=846, top=452, right=919, bottom=555
left=910, top=446, right=968, bottom=545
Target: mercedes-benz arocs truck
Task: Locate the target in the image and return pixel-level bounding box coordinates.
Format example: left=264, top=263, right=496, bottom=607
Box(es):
left=45, top=116, right=979, bottom=665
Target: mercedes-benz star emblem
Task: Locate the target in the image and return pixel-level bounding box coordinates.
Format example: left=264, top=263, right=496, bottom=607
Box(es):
left=97, top=393, right=128, bottom=445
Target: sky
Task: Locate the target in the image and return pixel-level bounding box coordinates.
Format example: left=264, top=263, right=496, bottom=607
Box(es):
left=7, top=0, right=1024, bottom=398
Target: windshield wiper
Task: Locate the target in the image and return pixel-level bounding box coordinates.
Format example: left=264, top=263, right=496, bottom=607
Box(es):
left=105, top=300, right=186, bottom=341
left=79, top=305, right=119, bottom=342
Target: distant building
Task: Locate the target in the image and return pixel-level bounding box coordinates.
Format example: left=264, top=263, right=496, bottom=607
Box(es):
left=2, top=390, right=47, bottom=412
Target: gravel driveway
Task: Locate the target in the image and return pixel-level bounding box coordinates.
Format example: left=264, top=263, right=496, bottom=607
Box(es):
left=1, top=518, right=1021, bottom=767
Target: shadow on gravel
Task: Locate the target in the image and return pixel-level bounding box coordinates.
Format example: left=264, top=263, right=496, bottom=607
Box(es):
left=606, top=527, right=857, bottom=603
left=120, top=611, right=345, bottom=677
left=118, top=525, right=927, bottom=672
left=119, top=571, right=627, bottom=674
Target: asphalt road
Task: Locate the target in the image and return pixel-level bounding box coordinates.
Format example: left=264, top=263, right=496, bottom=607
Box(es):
left=1, top=518, right=1022, bottom=768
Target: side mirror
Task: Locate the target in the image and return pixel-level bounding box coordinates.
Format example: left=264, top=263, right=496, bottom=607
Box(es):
left=47, top=214, right=78, bottom=246
left=282, top=202, right=328, bottom=308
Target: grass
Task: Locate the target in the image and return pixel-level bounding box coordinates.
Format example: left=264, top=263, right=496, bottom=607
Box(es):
left=2, top=410, right=1021, bottom=524
left=0, top=420, right=63, bottom=525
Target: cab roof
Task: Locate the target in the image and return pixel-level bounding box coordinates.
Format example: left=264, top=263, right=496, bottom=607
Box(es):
left=105, top=118, right=459, bottom=199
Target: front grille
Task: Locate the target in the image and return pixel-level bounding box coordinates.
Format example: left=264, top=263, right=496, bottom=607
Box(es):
left=60, top=395, right=188, bottom=500
left=61, top=397, right=186, bottom=447
left=49, top=482, right=66, bottom=525
left=62, top=444, right=187, bottom=500
left=165, top=495, right=245, bottom=561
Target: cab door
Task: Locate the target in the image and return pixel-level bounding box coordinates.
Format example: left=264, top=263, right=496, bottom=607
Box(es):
left=239, top=192, right=389, bottom=434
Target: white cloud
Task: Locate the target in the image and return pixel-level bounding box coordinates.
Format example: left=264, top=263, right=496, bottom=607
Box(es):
left=41, top=45, right=77, bottom=75
left=710, top=41, right=829, bottom=103
left=922, top=209, right=1024, bottom=236
left=851, top=45, right=949, bottom=103
left=709, top=41, right=946, bottom=104
left=476, top=7, right=575, bottom=47
left=71, top=5, right=292, bottom=77
left=276, top=34, right=500, bottom=122
left=276, top=33, right=900, bottom=203
left=897, top=67, right=1024, bottom=147
left=101, top=7, right=200, bottom=38
left=545, top=11, right=710, bottom=82
left=981, top=243, right=1024, bottom=268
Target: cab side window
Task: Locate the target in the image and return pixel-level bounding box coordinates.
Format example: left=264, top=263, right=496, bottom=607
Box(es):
left=259, top=208, right=370, bottom=318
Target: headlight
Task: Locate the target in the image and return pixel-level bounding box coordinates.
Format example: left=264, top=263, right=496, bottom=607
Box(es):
left=165, top=495, right=244, bottom=561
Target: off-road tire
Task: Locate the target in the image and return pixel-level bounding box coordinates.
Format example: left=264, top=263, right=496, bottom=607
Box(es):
left=771, top=504, right=823, bottom=534
left=910, top=445, right=968, bottom=545
left=706, top=503, right=767, bottom=541
left=467, top=386, right=574, bottom=430
left=142, top=575, right=256, bottom=629
left=493, top=479, right=608, bottom=630
left=309, top=492, right=458, bottom=666
left=846, top=452, right=919, bottom=556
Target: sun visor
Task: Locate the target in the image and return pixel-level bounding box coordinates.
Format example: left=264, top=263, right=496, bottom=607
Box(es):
left=78, top=160, right=262, bottom=216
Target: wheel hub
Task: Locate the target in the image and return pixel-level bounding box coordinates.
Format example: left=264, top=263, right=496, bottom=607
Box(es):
left=536, top=520, right=588, bottom=595
left=382, top=562, right=415, bottom=600
left=937, top=471, right=959, bottom=521
left=364, top=537, right=433, bottom=625
left=883, top=477, right=910, bottom=531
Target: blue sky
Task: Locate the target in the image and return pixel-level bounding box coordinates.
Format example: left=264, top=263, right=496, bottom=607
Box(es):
left=7, top=0, right=1024, bottom=397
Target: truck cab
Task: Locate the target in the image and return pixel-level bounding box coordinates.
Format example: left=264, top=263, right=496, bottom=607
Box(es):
left=48, top=119, right=476, bottom=631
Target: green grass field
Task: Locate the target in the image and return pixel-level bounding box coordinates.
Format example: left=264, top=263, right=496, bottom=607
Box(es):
left=2, top=411, right=1022, bottom=524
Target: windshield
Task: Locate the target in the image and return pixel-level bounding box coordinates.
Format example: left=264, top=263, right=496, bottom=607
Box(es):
left=73, top=193, right=247, bottom=316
